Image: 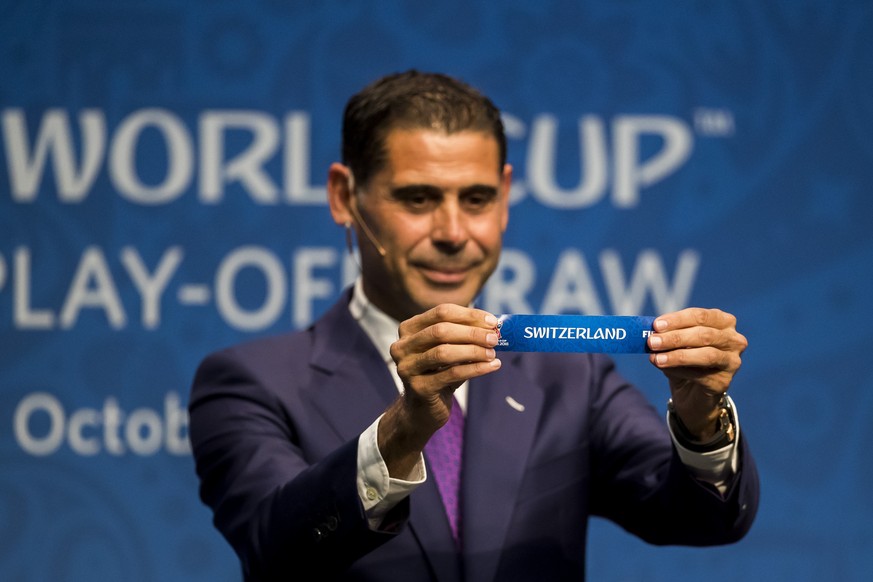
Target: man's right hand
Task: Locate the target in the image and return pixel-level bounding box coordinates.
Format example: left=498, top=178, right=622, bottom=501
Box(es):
left=377, top=304, right=501, bottom=477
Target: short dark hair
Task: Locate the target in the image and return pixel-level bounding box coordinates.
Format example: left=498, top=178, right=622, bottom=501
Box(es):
left=341, top=70, right=507, bottom=187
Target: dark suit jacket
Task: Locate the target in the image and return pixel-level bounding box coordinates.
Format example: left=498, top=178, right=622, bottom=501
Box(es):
left=189, top=289, right=759, bottom=581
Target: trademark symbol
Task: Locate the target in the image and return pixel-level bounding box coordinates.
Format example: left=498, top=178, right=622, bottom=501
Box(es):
left=693, top=108, right=735, bottom=137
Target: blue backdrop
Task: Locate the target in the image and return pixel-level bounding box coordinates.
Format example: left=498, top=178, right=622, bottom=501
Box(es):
left=2, top=1, right=872, bottom=580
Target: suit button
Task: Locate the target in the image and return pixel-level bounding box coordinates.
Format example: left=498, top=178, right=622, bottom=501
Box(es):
left=312, top=527, right=324, bottom=542
left=325, top=516, right=339, bottom=531
left=366, top=486, right=378, bottom=501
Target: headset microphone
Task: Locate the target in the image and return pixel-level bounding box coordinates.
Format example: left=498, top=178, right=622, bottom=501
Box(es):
left=347, top=173, right=387, bottom=257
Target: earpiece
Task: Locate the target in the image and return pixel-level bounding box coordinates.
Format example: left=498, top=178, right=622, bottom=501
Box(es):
left=347, top=173, right=387, bottom=257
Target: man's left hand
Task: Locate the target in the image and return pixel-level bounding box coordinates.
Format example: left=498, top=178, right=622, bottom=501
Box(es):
left=647, top=308, right=747, bottom=440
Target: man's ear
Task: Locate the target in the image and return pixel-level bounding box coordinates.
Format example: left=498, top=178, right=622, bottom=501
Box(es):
left=327, top=162, right=354, bottom=226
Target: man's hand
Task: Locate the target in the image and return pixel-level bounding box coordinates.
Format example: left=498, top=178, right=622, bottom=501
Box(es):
left=378, top=304, right=501, bottom=477
left=647, top=308, right=748, bottom=441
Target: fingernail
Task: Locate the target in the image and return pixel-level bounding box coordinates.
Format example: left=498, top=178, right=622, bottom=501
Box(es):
left=485, top=313, right=498, bottom=326
left=486, top=333, right=498, bottom=345
left=654, top=319, right=668, bottom=331
left=656, top=354, right=668, bottom=365
left=485, top=348, right=495, bottom=359
left=649, top=336, right=662, bottom=349
left=490, top=358, right=502, bottom=369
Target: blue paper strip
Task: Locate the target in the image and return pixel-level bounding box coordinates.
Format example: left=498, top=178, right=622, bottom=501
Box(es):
left=494, top=314, right=656, bottom=353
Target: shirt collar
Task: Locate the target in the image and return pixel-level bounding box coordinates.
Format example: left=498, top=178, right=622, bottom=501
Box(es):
left=349, top=277, right=399, bottom=365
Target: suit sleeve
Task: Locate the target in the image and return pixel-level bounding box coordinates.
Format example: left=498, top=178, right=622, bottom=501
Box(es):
left=586, top=354, right=759, bottom=546
left=188, top=347, right=406, bottom=581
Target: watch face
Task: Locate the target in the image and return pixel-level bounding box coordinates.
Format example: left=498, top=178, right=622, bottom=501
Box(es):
left=719, top=405, right=736, bottom=443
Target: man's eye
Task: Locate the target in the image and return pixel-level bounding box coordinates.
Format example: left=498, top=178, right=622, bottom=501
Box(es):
left=462, top=193, right=495, bottom=211
left=408, top=195, right=428, bottom=206
left=402, top=195, right=435, bottom=210
left=466, top=195, right=486, bottom=207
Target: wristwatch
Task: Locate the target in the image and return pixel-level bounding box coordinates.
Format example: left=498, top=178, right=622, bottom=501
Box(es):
left=667, top=395, right=736, bottom=453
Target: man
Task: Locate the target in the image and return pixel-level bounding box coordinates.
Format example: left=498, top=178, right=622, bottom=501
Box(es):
left=189, top=71, right=759, bottom=581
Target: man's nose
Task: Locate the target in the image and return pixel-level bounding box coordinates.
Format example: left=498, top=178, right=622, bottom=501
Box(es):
left=431, top=202, right=467, bottom=251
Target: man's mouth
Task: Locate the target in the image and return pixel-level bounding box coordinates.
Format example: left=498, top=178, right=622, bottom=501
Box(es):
left=416, top=264, right=472, bottom=285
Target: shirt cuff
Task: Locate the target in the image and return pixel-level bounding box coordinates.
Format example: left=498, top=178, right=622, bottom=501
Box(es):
left=667, top=396, right=741, bottom=496
left=356, top=414, right=426, bottom=530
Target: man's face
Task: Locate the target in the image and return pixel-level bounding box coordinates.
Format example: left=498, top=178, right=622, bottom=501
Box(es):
left=355, top=128, right=511, bottom=322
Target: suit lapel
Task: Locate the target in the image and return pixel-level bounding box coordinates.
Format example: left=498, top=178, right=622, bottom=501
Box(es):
left=305, top=291, right=464, bottom=579
left=305, top=292, right=399, bottom=443
left=461, top=352, right=544, bottom=582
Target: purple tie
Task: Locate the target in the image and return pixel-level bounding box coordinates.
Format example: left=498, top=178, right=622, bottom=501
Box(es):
left=424, top=397, right=465, bottom=545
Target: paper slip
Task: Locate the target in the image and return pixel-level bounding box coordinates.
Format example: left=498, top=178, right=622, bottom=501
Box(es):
left=494, top=314, right=656, bottom=353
